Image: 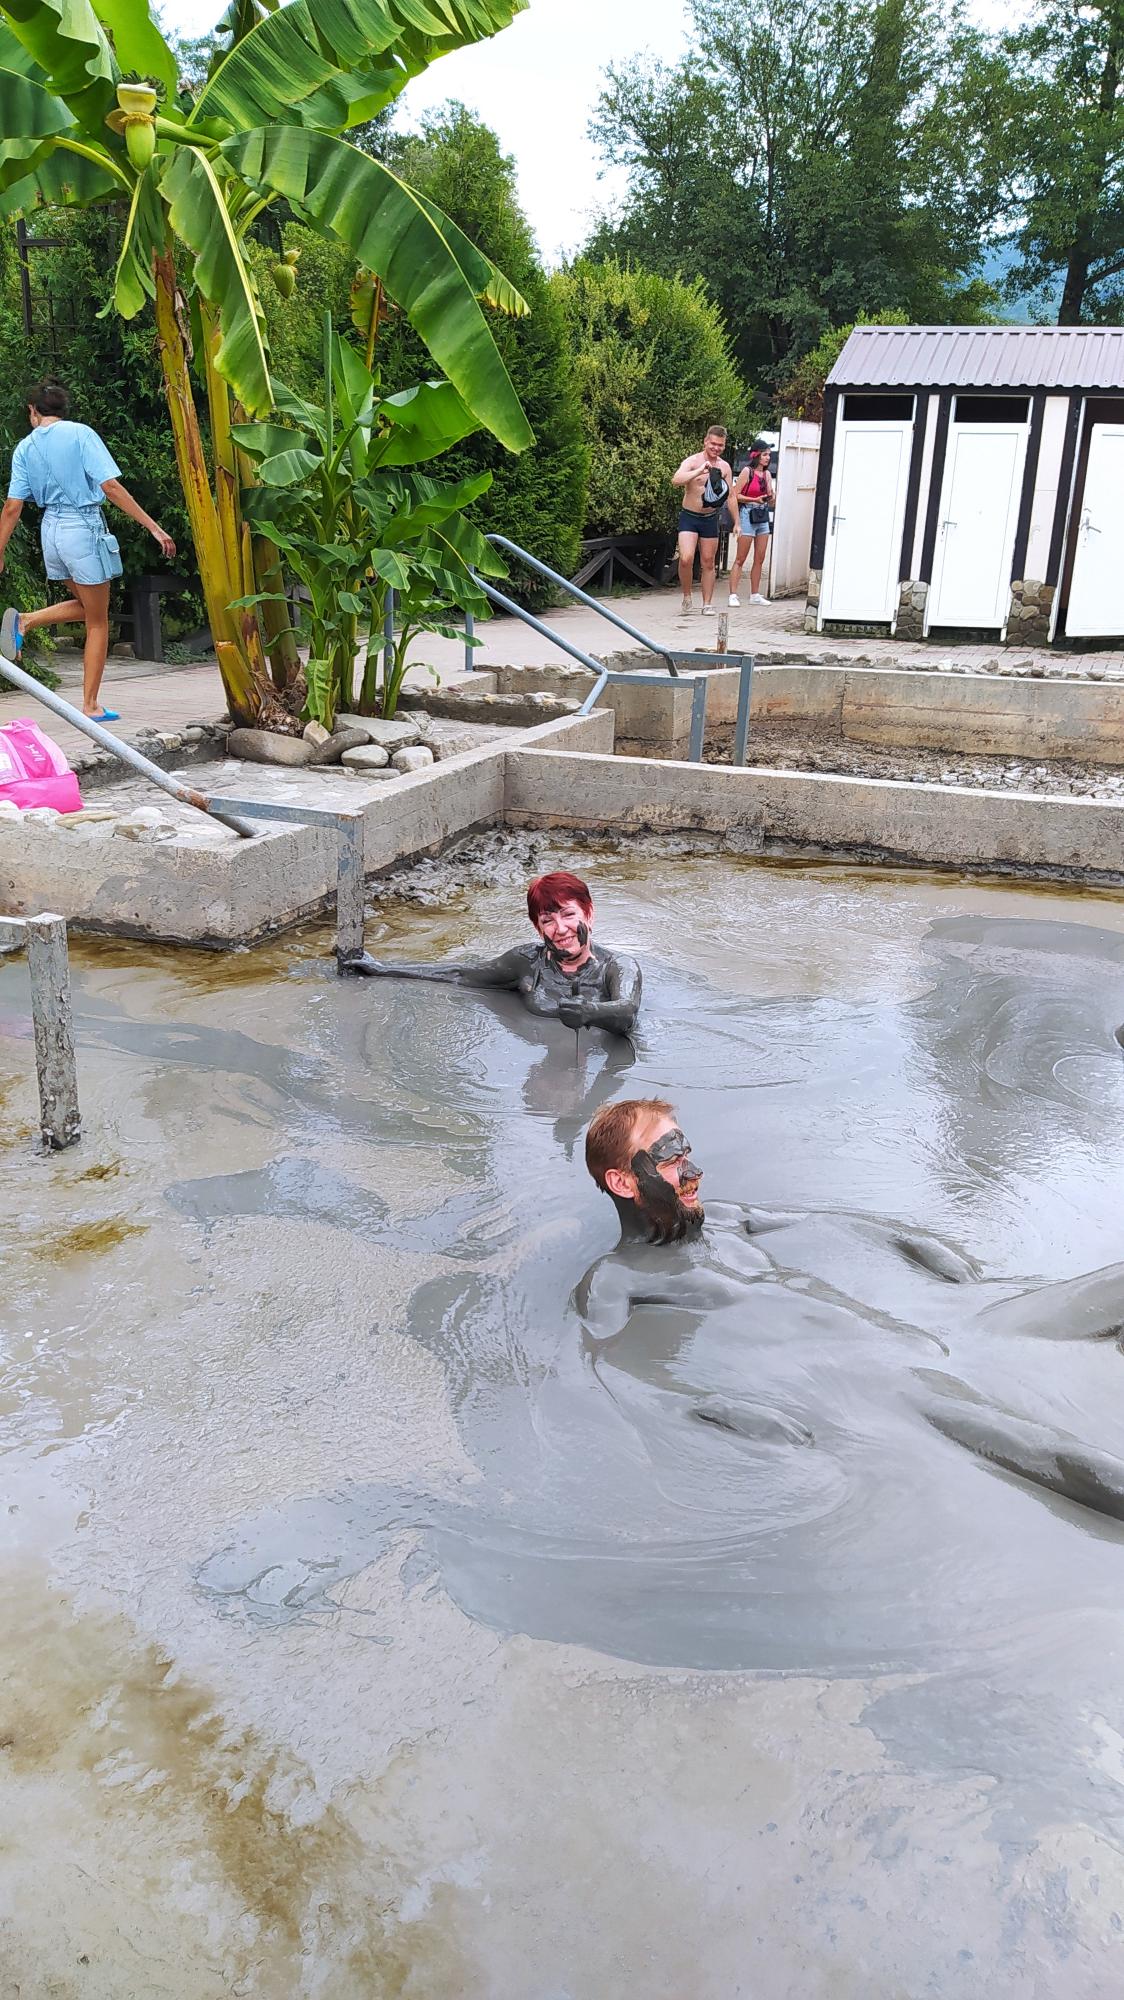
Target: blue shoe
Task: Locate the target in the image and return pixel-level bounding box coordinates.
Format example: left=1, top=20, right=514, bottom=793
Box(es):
left=0, top=608, right=22, bottom=664
left=88, top=707, right=120, bottom=723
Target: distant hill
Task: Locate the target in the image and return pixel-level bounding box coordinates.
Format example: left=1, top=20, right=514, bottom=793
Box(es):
left=975, top=242, right=1063, bottom=323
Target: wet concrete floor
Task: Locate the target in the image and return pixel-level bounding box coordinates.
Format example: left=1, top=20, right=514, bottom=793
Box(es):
left=2, top=834, right=1124, bottom=1996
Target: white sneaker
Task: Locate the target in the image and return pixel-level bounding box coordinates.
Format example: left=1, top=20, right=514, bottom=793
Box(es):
left=701, top=604, right=714, bottom=615
left=750, top=593, right=766, bottom=605
left=728, top=593, right=741, bottom=607
left=680, top=595, right=693, bottom=613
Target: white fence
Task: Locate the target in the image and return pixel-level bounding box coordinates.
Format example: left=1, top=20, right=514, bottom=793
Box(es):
left=770, top=417, right=821, bottom=599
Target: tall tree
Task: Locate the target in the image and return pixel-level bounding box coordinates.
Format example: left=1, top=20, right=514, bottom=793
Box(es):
left=984, top=0, right=1124, bottom=322
left=589, top=0, right=996, bottom=384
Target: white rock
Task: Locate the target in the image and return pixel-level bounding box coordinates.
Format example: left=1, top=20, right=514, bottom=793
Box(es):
left=113, top=805, right=175, bottom=843
left=341, top=744, right=391, bottom=771
left=391, top=745, right=435, bottom=774
left=22, top=805, right=60, bottom=824
left=0, top=799, right=23, bottom=820
left=302, top=720, right=332, bottom=747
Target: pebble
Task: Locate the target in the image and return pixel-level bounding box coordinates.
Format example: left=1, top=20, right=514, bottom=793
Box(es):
left=341, top=744, right=391, bottom=771
left=22, top=805, right=60, bottom=824
left=0, top=799, right=23, bottom=820
left=391, top=745, right=435, bottom=774
left=227, top=727, right=314, bottom=768
left=302, top=720, right=332, bottom=748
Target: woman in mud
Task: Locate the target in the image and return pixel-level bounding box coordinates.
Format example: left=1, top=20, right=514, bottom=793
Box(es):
left=0, top=379, right=176, bottom=722
left=340, top=870, right=642, bottom=1037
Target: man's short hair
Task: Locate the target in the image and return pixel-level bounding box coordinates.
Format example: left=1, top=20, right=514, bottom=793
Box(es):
left=527, top=870, right=592, bottom=927
left=706, top=424, right=727, bottom=440
left=585, top=1098, right=674, bottom=1190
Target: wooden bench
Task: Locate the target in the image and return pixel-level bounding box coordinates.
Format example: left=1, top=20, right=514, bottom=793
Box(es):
left=113, top=572, right=191, bottom=663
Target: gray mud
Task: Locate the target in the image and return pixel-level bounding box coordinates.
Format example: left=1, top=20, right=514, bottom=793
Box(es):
left=3, top=846, right=1124, bottom=1995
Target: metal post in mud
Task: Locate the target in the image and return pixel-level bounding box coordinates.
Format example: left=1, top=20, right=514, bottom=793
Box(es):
left=335, top=815, right=365, bottom=960
left=733, top=658, right=754, bottom=768
left=464, top=606, right=475, bottom=674
left=384, top=590, right=396, bottom=672
left=716, top=612, right=729, bottom=654
left=688, top=675, right=709, bottom=764
left=204, top=796, right=366, bottom=960
left=24, top=913, right=80, bottom=1150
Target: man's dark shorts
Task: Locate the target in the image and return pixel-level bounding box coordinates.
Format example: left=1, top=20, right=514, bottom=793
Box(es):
left=678, top=507, right=721, bottom=540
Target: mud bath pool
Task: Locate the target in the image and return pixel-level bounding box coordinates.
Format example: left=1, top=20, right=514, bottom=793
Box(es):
left=2, top=839, right=1124, bottom=1997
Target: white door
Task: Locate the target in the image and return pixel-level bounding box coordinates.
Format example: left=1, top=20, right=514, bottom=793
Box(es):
left=819, top=423, right=910, bottom=623
left=928, top=425, right=1027, bottom=629
left=1067, top=425, right=1124, bottom=638
left=770, top=417, right=820, bottom=598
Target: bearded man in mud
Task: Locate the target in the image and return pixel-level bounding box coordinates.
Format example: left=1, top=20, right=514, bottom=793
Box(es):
left=585, top=1098, right=705, bottom=1244
left=339, top=869, right=642, bottom=1037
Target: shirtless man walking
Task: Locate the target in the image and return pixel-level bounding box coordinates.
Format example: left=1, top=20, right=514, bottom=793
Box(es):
left=671, top=425, right=738, bottom=616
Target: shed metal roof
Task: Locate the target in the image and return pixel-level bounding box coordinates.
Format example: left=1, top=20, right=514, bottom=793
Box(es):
left=827, top=324, right=1124, bottom=392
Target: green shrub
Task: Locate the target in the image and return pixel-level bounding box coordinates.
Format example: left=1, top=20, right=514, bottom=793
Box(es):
left=774, top=309, right=910, bottom=422
left=377, top=107, right=588, bottom=604
left=549, top=258, right=750, bottom=538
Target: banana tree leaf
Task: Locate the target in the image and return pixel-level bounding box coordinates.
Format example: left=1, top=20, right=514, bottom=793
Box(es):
left=0, top=137, right=120, bottom=212
left=112, top=158, right=165, bottom=318
left=161, top=145, right=272, bottom=417
left=0, top=65, right=77, bottom=195
left=230, top=420, right=312, bottom=460
left=0, top=0, right=117, bottom=129
left=373, top=380, right=480, bottom=466
left=364, top=546, right=411, bottom=590
left=191, top=0, right=525, bottom=135
left=411, top=188, right=527, bottom=317
left=432, top=510, right=506, bottom=575
left=257, top=446, right=324, bottom=485
left=272, top=381, right=325, bottom=431
left=91, top=0, right=178, bottom=102
left=224, top=127, right=533, bottom=453
left=0, top=21, right=45, bottom=75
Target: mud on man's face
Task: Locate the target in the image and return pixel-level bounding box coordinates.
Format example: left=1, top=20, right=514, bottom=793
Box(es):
left=609, top=1109, right=705, bottom=1244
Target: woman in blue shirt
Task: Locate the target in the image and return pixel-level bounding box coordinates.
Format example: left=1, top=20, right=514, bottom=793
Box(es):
left=0, top=379, right=176, bottom=722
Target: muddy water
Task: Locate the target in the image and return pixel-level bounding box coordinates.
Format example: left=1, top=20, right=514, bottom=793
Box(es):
left=3, top=837, right=1124, bottom=1996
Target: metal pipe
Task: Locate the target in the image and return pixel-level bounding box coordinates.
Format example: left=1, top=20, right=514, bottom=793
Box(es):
left=475, top=577, right=615, bottom=682
left=688, top=675, right=708, bottom=764
left=205, top=798, right=366, bottom=960
left=486, top=533, right=680, bottom=676
left=464, top=605, right=475, bottom=675
left=733, top=658, right=754, bottom=768
left=384, top=588, right=395, bottom=666
left=0, top=652, right=258, bottom=837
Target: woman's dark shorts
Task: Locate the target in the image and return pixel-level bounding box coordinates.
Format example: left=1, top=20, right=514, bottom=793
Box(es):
left=677, top=507, right=721, bottom=540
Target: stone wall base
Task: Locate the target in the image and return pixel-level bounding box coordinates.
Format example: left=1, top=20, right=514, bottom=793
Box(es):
left=895, top=580, right=928, bottom=640
left=804, top=568, right=822, bottom=633
left=1008, top=579, right=1055, bottom=647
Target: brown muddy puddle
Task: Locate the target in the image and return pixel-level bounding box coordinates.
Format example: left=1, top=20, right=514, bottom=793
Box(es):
left=2, top=834, right=1124, bottom=1997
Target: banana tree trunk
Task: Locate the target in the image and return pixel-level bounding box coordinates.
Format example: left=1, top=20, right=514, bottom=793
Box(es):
left=152, top=248, right=258, bottom=725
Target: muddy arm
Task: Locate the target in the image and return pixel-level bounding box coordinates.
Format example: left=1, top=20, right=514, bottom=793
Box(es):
left=339, top=945, right=532, bottom=989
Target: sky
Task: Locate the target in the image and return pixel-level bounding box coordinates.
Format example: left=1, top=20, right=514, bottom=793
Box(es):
left=159, top=0, right=688, bottom=263
left=159, top=0, right=1018, bottom=267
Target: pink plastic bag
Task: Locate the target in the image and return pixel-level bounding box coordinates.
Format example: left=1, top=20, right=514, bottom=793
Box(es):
left=0, top=719, right=82, bottom=813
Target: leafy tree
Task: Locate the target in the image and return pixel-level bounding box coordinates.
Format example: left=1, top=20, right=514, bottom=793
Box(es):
left=549, top=258, right=749, bottom=538
left=377, top=106, right=588, bottom=602
left=774, top=309, right=909, bottom=420
left=980, top=0, right=1124, bottom=323
left=0, top=0, right=533, bottom=723
left=588, top=0, right=997, bottom=383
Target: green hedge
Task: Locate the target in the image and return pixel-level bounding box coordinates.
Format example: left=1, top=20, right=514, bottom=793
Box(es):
left=549, top=258, right=751, bottom=539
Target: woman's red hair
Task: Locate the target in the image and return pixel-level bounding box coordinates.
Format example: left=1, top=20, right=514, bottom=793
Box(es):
left=527, top=870, right=592, bottom=926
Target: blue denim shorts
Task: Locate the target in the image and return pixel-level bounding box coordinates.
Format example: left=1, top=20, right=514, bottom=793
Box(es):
left=41, top=505, right=123, bottom=586
left=739, top=505, right=772, bottom=537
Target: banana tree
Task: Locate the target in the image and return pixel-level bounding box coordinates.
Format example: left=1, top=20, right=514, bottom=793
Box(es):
left=232, top=313, right=505, bottom=726
left=0, top=0, right=533, bottom=723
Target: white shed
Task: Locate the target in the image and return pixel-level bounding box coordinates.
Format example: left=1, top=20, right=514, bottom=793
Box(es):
left=805, top=325, right=1124, bottom=645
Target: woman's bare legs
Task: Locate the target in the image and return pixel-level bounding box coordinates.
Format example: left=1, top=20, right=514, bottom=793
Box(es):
left=22, top=580, right=113, bottom=712
left=729, top=532, right=753, bottom=598
left=749, top=533, right=770, bottom=599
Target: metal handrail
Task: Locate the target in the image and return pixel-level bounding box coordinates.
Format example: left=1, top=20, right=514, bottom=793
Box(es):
left=0, top=651, right=257, bottom=837
left=485, top=533, right=680, bottom=676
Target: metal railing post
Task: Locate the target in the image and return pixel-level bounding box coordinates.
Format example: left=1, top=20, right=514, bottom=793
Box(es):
left=384, top=589, right=396, bottom=667
left=486, top=533, right=681, bottom=676
left=688, top=675, right=708, bottom=764
left=464, top=605, right=475, bottom=674
left=24, top=912, right=80, bottom=1150
left=733, top=658, right=754, bottom=768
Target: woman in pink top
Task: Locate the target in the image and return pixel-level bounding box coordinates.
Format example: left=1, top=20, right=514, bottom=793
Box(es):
left=729, top=444, right=775, bottom=606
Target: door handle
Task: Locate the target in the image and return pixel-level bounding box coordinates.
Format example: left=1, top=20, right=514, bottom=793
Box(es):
left=941, top=519, right=957, bottom=533
left=831, top=506, right=845, bottom=533
left=1082, top=511, right=1101, bottom=536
